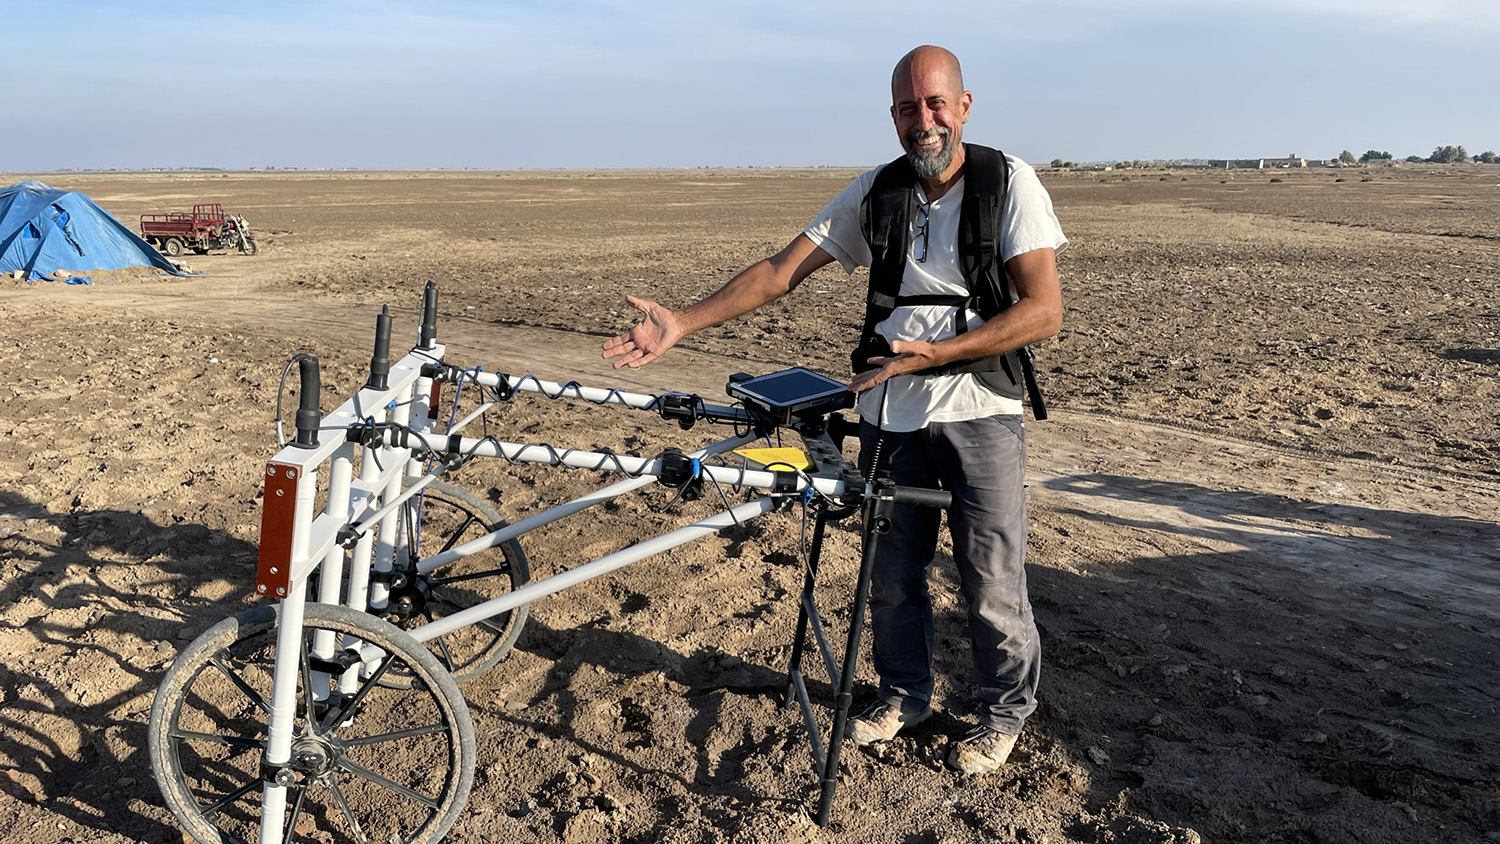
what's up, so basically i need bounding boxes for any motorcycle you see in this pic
[226,215,259,256]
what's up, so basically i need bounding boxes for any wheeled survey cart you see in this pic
[147,284,951,843]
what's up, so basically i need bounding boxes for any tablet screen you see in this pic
[732,368,846,407]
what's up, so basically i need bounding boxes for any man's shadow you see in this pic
[1006,473,1500,842]
[0,489,261,842]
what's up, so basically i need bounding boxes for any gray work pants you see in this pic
[858,414,1040,735]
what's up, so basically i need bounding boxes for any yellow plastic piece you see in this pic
[732,446,814,471]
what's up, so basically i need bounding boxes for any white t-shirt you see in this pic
[803,153,1068,432]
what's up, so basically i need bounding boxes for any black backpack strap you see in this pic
[965,145,1048,420]
[959,143,1009,320]
[894,293,967,308]
[855,157,916,373]
[952,145,1048,418]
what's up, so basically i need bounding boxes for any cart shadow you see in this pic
[482,593,1024,834]
[0,489,260,843]
[463,468,1500,840]
[1440,347,1500,365]
[492,616,809,824]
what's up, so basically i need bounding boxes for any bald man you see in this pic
[605,45,1067,774]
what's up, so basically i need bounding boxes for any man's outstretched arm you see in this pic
[603,234,836,369]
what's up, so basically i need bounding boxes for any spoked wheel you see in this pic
[383,479,530,686]
[242,239,259,256]
[149,602,475,844]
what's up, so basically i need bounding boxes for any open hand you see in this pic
[848,340,942,392]
[602,295,683,368]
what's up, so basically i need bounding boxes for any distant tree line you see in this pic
[1044,147,1497,169]
[1339,145,1496,164]
[1048,158,1145,168]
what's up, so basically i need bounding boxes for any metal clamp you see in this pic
[657,394,699,430]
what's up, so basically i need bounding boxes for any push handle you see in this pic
[292,356,321,449]
[366,306,392,390]
[418,281,438,350]
[891,485,950,509]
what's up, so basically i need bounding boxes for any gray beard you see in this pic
[906,129,956,179]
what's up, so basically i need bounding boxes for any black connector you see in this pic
[308,650,362,678]
[658,394,698,430]
[657,447,694,487]
[656,447,704,502]
[771,470,798,496]
[336,524,362,548]
[491,373,515,401]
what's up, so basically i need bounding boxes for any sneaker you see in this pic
[844,700,932,745]
[946,725,1019,774]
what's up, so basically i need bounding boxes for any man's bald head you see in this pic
[889,46,971,183]
[891,45,964,104]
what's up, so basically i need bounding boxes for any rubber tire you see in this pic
[163,238,184,257]
[385,479,530,686]
[148,602,475,844]
[192,247,209,255]
[242,239,259,256]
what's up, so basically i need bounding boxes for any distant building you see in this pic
[1260,154,1308,168]
[1213,154,1311,169]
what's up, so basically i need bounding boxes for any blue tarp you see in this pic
[0,180,183,280]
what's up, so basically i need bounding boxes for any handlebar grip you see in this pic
[292,356,321,449]
[891,485,951,509]
[418,282,438,349]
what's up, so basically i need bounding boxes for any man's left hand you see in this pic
[849,340,943,393]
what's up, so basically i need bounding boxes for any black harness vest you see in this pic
[855,143,1047,419]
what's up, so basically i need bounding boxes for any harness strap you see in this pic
[894,293,972,308]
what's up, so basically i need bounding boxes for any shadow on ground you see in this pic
[0,489,261,842]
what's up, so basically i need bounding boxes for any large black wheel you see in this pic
[149,602,475,844]
[164,237,184,257]
[383,479,529,686]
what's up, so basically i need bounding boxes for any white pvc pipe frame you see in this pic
[243,345,851,844]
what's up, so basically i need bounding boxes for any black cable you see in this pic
[862,381,892,486]
[507,373,702,414]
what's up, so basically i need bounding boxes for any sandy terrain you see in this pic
[1,165,1497,844]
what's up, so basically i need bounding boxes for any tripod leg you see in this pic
[815,496,889,826]
[783,507,831,706]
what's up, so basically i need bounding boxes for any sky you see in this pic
[7,0,1497,170]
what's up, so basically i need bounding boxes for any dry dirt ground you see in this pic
[1,166,1497,844]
